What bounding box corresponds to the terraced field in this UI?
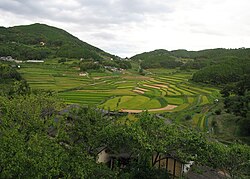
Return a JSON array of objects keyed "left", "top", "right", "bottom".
[{"left": 18, "top": 63, "right": 220, "bottom": 129}]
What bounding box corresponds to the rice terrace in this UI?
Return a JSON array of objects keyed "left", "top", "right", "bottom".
[
  {"left": 19, "top": 61, "right": 220, "bottom": 130},
  {"left": 1, "top": 21, "right": 250, "bottom": 178}
]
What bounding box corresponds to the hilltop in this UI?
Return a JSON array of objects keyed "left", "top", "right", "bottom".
[
  {"left": 132, "top": 48, "right": 250, "bottom": 60},
  {"left": 0, "top": 23, "right": 117, "bottom": 60}
]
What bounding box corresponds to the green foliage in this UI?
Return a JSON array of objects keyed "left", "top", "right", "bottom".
[
  {"left": 132, "top": 49, "right": 183, "bottom": 69},
  {"left": 185, "top": 114, "right": 192, "bottom": 120},
  {"left": 180, "top": 60, "right": 207, "bottom": 70},
  {"left": 0, "top": 94, "right": 249, "bottom": 178},
  {"left": 0, "top": 95, "right": 116, "bottom": 178},
  {"left": 58, "top": 58, "right": 67, "bottom": 63},
  {"left": 79, "top": 60, "right": 101, "bottom": 72},
  {"left": 0, "top": 23, "right": 115, "bottom": 60},
  {"left": 0, "top": 64, "right": 30, "bottom": 96},
  {"left": 221, "top": 75, "right": 250, "bottom": 137},
  {"left": 192, "top": 63, "right": 245, "bottom": 84},
  {"left": 100, "top": 59, "right": 132, "bottom": 69},
  {"left": 0, "top": 64, "right": 22, "bottom": 81}
]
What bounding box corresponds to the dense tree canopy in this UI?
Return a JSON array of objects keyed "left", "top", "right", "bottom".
[
  {"left": 0, "top": 64, "right": 30, "bottom": 96},
  {"left": 192, "top": 58, "right": 250, "bottom": 84},
  {"left": 0, "top": 94, "right": 249, "bottom": 178},
  {"left": 0, "top": 23, "right": 116, "bottom": 60}
]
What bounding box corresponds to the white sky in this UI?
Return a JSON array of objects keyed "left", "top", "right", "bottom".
[{"left": 0, "top": 0, "right": 249, "bottom": 57}]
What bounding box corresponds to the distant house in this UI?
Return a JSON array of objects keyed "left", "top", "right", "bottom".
[
  {"left": 40, "top": 42, "right": 45, "bottom": 46},
  {"left": 104, "top": 66, "right": 124, "bottom": 72}
]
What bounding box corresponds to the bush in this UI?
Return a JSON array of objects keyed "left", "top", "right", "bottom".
[
  {"left": 58, "top": 58, "right": 66, "bottom": 63},
  {"left": 185, "top": 114, "right": 192, "bottom": 120},
  {"left": 214, "top": 109, "right": 221, "bottom": 115}
]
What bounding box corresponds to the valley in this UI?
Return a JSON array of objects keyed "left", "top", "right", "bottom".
[
  {"left": 18, "top": 61, "right": 220, "bottom": 131},
  {"left": 1, "top": 23, "right": 249, "bottom": 178}
]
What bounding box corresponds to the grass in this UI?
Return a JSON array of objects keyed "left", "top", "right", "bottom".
[
  {"left": 118, "top": 96, "right": 151, "bottom": 109},
  {"left": 165, "top": 97, "right": 184, "bottom": 105},
  {"left": 200, "top": 96, "right": 210, "bottom": 106},
  {"left": 59, "top": 91, "right": 110, "bottom": 106},
  {"left": 187, "top": 97, "right": 195, "bottom": 103},
  {"left": 193, "top": 114, "right": 202, "bottom": 127},
  {"left": 141, "top": 99, "right": 162, "bottom": 109},
  {"left": 99, "top": 97, "right": 121, "bottom": 110},
  {"left": 172, "top": 103, "right": 190, "bottom": 112}
]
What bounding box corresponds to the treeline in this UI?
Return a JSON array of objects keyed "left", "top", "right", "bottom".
[
  {"left": 0, "top": 43, "right": 50, "bottom": 60},
  {"left": 171, "top": 48, "right": 250, "bottom": 59},
  {"left": 132, "top": 48, "right": 250, "bottom": 70},
  {"left": 141, "top": 58, "right": 183, "bottom": 69},
  {"left": 132, "top": 49, "right": 183, "bottom": 69},
  {"left": 192, "top": 57, "right": 250, "bottom": 84},
  {"left": 0, "top": 23, "right": 116, "bottom": 60},
  {"left": 100, "top": 59, "right": 132, "bottom": 69},
  {"left": 79, "top": 59, "right": 132, "bottom": 72}
]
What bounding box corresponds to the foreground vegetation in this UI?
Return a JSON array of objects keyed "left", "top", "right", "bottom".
[{"left": 0, "top": 94, "right": 249, "bottom": 178}]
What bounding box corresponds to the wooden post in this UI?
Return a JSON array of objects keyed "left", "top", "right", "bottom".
[
  {"left": 173, "top": 159, "right": 176, "bottom": 179},
  {"left": 158, "top": 155, "right": 161, "bottom": 168},
  {"left": 166, "top": 157, "right": 168, "bottom": 171}
]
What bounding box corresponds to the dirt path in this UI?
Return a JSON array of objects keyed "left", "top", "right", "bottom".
[{"left": 120, "top": 105, "right": 177, "bottom": 113}]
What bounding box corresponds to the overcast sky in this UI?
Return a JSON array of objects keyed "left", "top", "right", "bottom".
[{"left": 0, "top": 0, "right": 249, "bottom": 57}]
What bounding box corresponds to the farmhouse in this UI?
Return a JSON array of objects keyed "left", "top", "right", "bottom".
[{"left": 97, "top": 147, "right": 193, "bottom": 178}]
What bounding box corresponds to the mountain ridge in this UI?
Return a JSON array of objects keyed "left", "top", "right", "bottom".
[{"left": 0, "top": 23, "right": 118, "bottom": 60}]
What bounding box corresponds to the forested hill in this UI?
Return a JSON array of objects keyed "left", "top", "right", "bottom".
[
  {"left": 131, "top": 49, "right": 182, "bottom": 69},
  {"left": 131, "top": 48, "right": 250, "bottom": 83},
  {"left": 132, "top": 48, "right": 250, "bottom": 60},
  {"left": 0, "top": 23, "right": 117, "bottom": 60}
]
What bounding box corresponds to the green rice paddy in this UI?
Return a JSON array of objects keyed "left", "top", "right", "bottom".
[{"left": 18, "top": 62, "right": 220, "bottom": 123}]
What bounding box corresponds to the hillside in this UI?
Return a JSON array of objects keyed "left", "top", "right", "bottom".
[
  {"left": 131, "top": 49, "right": 183, "bottom": 69},
  {"left": 0, "top": 23, "right": 117, "bottom": 60},
  {"left": 132, "top": 48, "right": 250, "bottom": 82},
  {"left": 132, "top": 48, "right": 250, "bottom": 60}
]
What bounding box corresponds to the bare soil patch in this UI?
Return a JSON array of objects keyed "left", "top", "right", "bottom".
[
  {"left": 143, "top": 84, "right": 160, "bottom": 89},
  {"left": 120, "top": 105, "right": 177, "bottom": 113},
  {"left": 153, "top": 84, "right": 169, "bottom": 88},
  {"left": 132, "top": 89, "right": 144, "bottom": 94},
  {"left": 136, "top": 87, "right": 149, "bottom": 92}
]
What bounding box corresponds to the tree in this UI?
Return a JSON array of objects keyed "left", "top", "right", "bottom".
[
  {"left": 0, "top": 95, "right": 249, "bottom": 178},
  {"left": 0, "top": 95, "right": 116, "bottom": 178}
]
